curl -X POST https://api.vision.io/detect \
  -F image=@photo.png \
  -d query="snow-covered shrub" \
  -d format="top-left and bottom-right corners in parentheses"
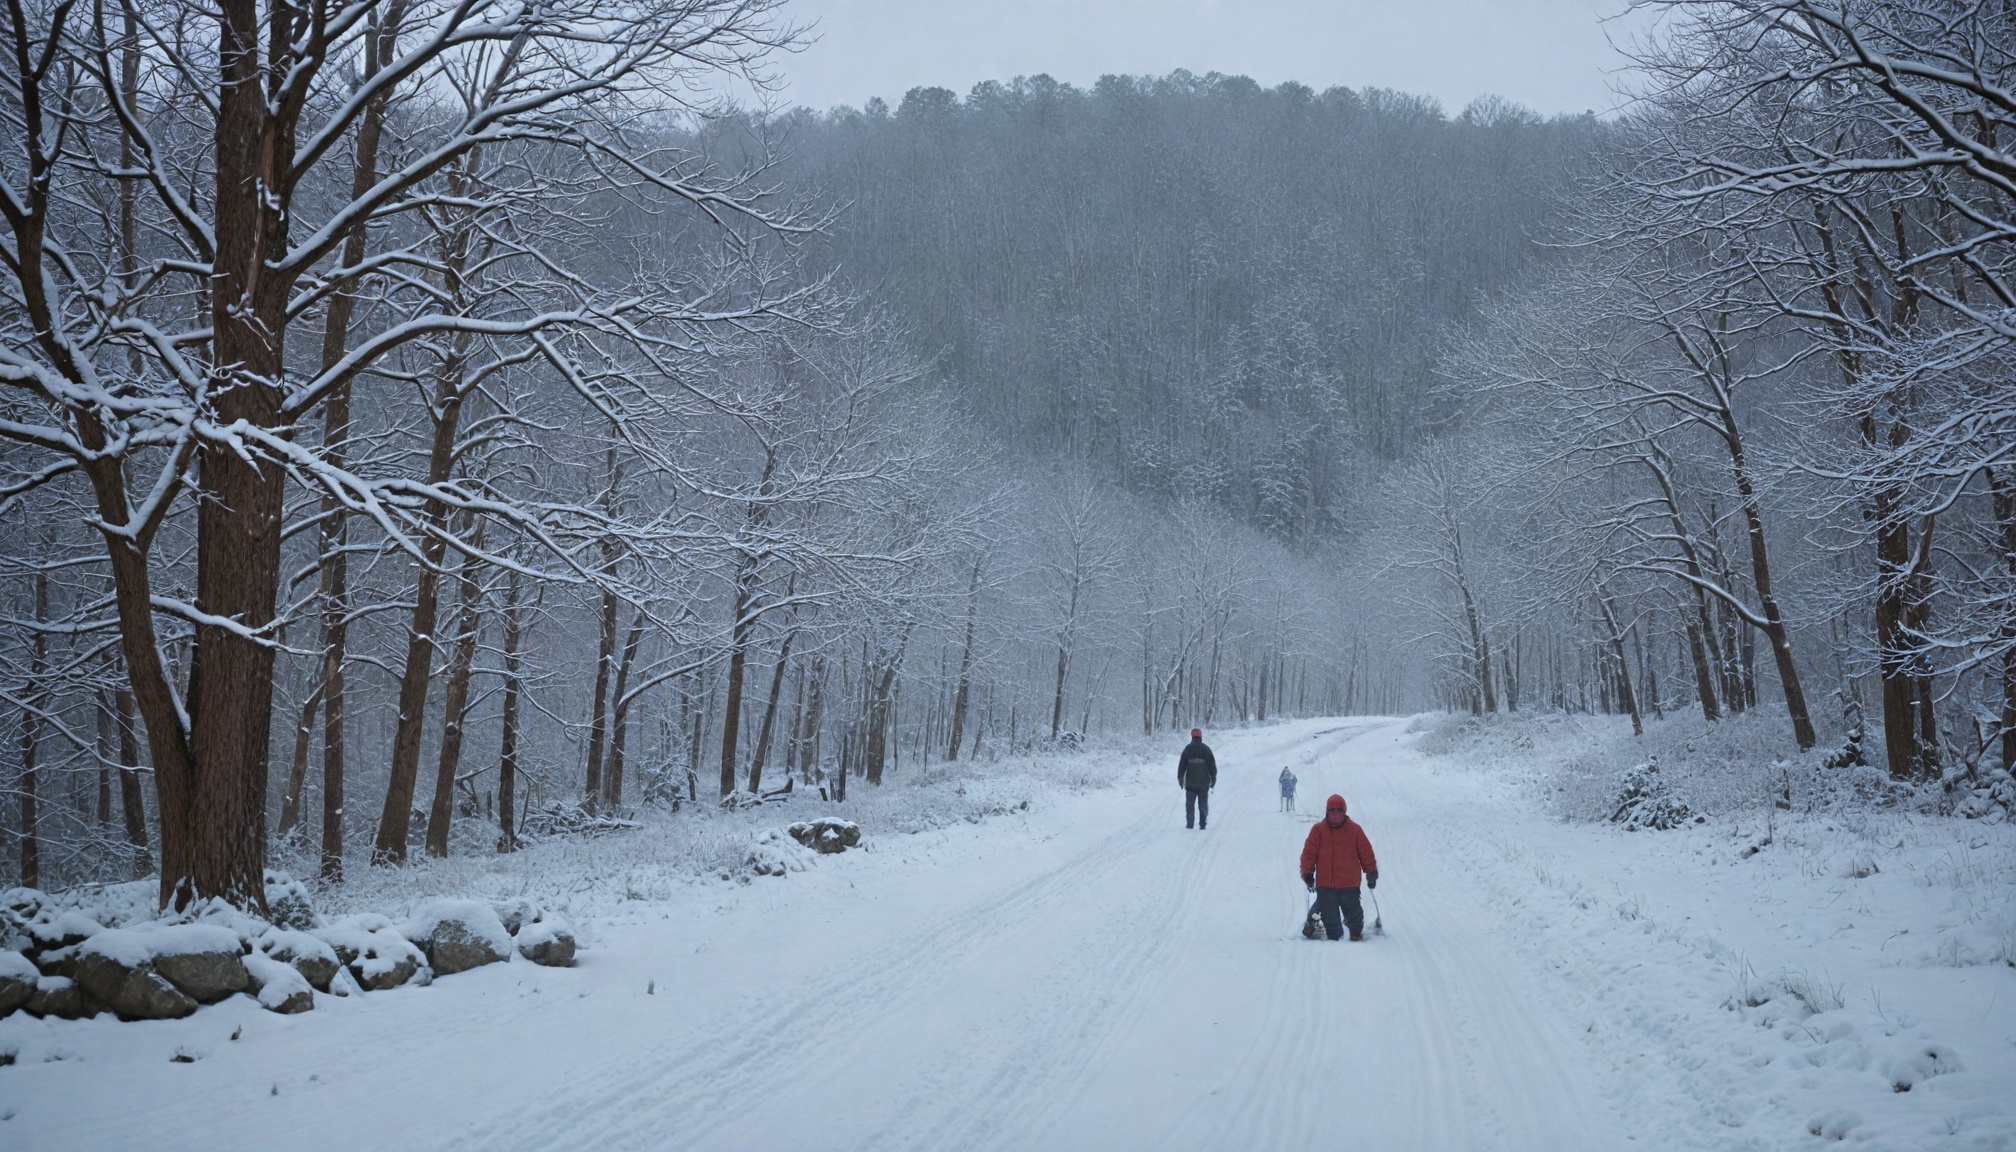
top-left (517, 802), bottom-right (640, 841)
top-left (1609, 760), bottom-right (1697, 831)
top-left (787, 819), bottom-right (862, 855)
top-left (264, 870), bottom-right (317, 930)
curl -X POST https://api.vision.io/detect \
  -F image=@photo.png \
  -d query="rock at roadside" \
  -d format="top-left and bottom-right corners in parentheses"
top-left (71, 950), bottom-right (191, 1020)
top-left (150, 936), bottom-right (251, 1004)
top-left (787, 818), bottom-right (862, 855)
top-left (1, 950), bottom-right (41, 1017)
top-left (74, 923), bottom-right (244, 1018)
top-left (404, 900), bottom-right (510, 976)
top-left (243, 952), bottom-right (315, 1014)
top-left (514, 916), bottom-right (576, 968)
top-left (25, 975), bottom-right (99, 1019)
top-left (314, 915), bottom-right (428, 991)
top-left (256, 928), bottom-right (341, 992)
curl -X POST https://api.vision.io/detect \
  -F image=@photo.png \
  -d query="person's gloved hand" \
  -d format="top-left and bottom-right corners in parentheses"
top-left (1302, 873), bottom-right (1316, 892)
top-left (1366, 870), bottom-right (1379, 890)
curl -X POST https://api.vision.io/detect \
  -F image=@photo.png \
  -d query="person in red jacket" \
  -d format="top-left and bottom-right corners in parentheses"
top-left (1299, 794), bottom-right (1379, 941)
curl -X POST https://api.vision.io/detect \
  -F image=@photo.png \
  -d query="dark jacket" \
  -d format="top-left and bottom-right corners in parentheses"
top-left (1177, 740), bottom-right (1217, 790)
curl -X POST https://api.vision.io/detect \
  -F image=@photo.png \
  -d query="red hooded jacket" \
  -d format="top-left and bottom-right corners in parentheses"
top-left (1300, 796), bottom-right (1377, 889)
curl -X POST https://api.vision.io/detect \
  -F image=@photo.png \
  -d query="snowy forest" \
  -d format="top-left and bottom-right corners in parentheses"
top-left (2, 0), bottom-right (2014, 921)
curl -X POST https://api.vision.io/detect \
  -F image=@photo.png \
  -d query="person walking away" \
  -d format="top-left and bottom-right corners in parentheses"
top-left (1300, 794), bottom-right (1378, 941)
top-left (1178, 728), bottom-right (1217, 830)
top-left (1278, 767), bottom-right (1298, 812)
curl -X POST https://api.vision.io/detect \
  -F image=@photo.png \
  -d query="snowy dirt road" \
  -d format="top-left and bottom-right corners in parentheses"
top-left (4, 719), bottom-right (1631, 1150)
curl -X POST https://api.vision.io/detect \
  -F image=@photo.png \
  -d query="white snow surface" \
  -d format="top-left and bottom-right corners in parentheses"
top-left (242, 954), bottom-right (312, 1011)
top-left (0, 950), bottom-right (35, 982)
top-left (76, 922), bottom-right (243, 967)
top-left (2, 716), bottom-right (2011, 1150)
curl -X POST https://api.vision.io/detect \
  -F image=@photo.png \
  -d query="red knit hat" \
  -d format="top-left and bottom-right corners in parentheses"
top-left (1326, 794), bottom-right (1347, 813)
top-left (1190, 728), bottom-right (1202, 740)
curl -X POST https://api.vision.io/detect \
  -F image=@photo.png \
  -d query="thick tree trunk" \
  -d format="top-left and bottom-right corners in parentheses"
top-left (424, 543), bottom-right (485, 857)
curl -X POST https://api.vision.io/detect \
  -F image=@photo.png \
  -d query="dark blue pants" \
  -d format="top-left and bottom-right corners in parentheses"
top-left (1185, 787), bottom-right (1209, 828)
top-left (1315, 887), bottom-right (1363, 940)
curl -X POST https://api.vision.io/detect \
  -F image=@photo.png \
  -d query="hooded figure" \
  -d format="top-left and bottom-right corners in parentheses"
top-left (1178, 728), bottom-right (1216, 830)
top-left (1299, 795), bottom-right (1379, 941)
top-left (1278, 767), bottom-right (1298, 811)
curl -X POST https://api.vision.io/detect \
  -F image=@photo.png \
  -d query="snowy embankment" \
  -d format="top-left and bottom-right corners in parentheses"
top-left (2, 717), bottom-right (2011, 1151)
top-left (1412, 710), bottom-right (2016, 1150)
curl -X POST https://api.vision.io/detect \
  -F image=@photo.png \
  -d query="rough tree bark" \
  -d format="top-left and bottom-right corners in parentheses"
top-left (425, 539), bottom-right (485, 857)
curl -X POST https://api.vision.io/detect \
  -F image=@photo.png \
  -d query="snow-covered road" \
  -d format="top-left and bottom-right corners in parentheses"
top-left (4, 718), bottom-right (1637, 1150)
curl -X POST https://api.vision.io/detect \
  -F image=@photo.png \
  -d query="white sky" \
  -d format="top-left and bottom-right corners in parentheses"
top-left (771, 0), bottom-right (1648, 118)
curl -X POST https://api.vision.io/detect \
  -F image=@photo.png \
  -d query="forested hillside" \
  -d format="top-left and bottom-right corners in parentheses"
top-left (782, 75), bottom-right (1599, 545)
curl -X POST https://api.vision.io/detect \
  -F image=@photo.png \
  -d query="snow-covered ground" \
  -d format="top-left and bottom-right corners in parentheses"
top-left (3, 716), bottom-right (2012, 1150)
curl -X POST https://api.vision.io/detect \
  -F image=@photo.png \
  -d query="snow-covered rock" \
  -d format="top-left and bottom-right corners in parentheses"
top-left (403, 900), bottom-right (510, 976)
top-left (71, 922), bottom-right (247, 1017)
top-left (0, 949), bottom-right (39, 1017)
top-left (787, 818), bottom-right (862, 855)
top-left (81, 921), bottom-right (249, 1004)
top-left (19, 909), bottom-right (104, 970)
top-left (242, 952), bottom-right (315, 1014)
top-left (256, 927), bottom-right (340, 991)
top-left (315, 915), bottom-right (427, 991)
top-left (513, 916), bottom-right (576, 968)
top-left (25, 974), bottom-right (98, 1019)
top-left (70, 950), bottom-right (190, 1020)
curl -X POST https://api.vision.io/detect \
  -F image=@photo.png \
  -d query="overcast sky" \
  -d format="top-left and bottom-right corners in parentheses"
top-left (771, 1), bottom-right (1647, 119)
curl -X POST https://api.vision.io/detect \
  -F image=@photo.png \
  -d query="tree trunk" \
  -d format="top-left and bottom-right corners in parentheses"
top-left (948, 561), bottom-right (981, 759)
top-left (16, 570), bottom-right (48, 889)
top-left (1992, 468), bottom-right (2016, 772)
top-left (719, 578), bottom-right (755, 797)
top-left (1722, 430), bottom-right (1815, 750)
top-left (424, 541), bottom-right (485, 858)
top-left (277, 680), bottom-right (325, 838)
top-left (96, 691), bottom-right (114, 827)
top-left (496, 569), bottom-right (523, 853)
top-left (604, 612), bottom-right (646, 809)
top-left (312, 0), bottom-right (397, 884)
top-left (748, 628), bottom-right (796, 794)
top-left (372, 364), bottom-right (474, 864)
top-left (115, 688), bottom-right (151, 877)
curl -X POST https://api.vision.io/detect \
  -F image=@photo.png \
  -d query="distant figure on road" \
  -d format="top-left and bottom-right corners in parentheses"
top-left (1278, 767), bottom-right (1298, 812)
top-left (1178, 728), bottom-right (1216, 830)
top-left (1300, 794), bottom-right (1379, 941)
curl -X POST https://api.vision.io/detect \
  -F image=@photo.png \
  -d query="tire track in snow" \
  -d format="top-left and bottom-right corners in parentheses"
top-left (451, 792), bottom-right (1181, 1151)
